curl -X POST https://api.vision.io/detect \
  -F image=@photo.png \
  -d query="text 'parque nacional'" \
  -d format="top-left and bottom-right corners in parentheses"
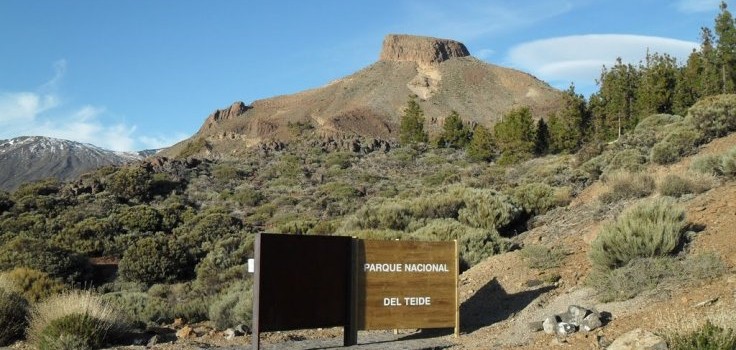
top-left (363, 263), bottom-right (449, 273)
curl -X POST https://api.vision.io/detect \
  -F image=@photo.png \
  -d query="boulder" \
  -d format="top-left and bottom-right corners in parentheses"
top-left (556, 322), bottom-right (576, 336)
top-left (543, 315), bottom-right (559, 334)
top-left (580, 313), bottom-right (603, 332)
top-left (607, 328), bottom-right (668, 350)
top-left (176, 325), bottom-right (193, 339)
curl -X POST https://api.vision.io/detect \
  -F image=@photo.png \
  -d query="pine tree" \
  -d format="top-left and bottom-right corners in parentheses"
top-left (715, 1), bottom-right (736, 93)
top-left (548, 84), bottom-right (589, 153)
top-left (699, 27), bottom-right (723, 96)
top-left (674, 49), bottom-right (703, 115)
top-left (636, 52), bottom-right (678, 115)
top-left (590, 58), bottom-right (640, 141)
top-left (534, 118), bottom-right (550, 155)
top-left (437, 111), bottom-right (470, 148)
top-left (466, 125), bottom-right (495, 162)
top-left (399, 97), bottom-right (428, 145)
top-left (494, 107), bottom-right (536, 165)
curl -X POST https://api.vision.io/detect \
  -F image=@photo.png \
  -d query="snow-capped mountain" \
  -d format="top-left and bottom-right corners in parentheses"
top-left (0, 136), bottom-right (142, 191)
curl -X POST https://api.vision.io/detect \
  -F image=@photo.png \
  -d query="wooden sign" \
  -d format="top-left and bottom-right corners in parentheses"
top-left (251, 234), bottom-right (459, 349)
top-left (252, 234), bottom-right (352, 349)
top-left (354, 240), bottom-right (458, 333)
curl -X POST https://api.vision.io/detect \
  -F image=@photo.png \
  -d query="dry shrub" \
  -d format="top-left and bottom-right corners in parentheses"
top-left (0, 267), bottom-right (66, 302)
top-left (599, 171), bottom-right (656, 203)
top-left (28, 290), bottom-right (128, 349)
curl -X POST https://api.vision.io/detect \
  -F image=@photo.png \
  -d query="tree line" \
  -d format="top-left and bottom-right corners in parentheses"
top-left (399, 1), bottom-right (736, 164)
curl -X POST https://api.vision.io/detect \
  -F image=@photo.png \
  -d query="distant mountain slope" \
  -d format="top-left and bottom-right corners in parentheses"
top-left (163, 34), bottom-right (564, 158)
top-left (0, 136), bottom-right (141, 191)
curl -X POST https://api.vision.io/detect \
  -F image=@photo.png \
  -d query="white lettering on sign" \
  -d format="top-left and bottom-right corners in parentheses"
top-left (363, 263), bottom-right (448, 273)
top-left (381, 297), bottom-right (431, 307)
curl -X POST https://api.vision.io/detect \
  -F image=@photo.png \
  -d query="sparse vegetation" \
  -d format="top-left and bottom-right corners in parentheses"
top-left (520, 244), bottom-right (566, 269)
top-left (599, 171), bottom-right (656, 203)
top-left (665, 321), bottom-right (736, 350)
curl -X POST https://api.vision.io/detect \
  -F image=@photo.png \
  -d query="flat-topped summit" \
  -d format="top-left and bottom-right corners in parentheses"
top-left (379, 34), bottom-right (470, 65)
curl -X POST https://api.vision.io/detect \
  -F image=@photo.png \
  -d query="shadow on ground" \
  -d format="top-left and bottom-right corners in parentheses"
top-left (460, 277), bottom-right (554, 333)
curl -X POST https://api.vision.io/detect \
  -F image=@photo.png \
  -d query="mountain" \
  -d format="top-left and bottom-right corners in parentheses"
top-left (163, 34), bottom-right (564, 158)
top-left (0, 136), bottom-right (142, 191)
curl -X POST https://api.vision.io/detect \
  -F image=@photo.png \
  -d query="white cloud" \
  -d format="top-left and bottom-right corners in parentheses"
top-left (507, 34), bottom-right (699, 94)
top-left (0, 61), bottom-right (183, 152)
top-left (675, 0), bottom-right (720, 13)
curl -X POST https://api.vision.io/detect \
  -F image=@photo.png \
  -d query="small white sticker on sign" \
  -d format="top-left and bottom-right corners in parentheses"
top-left (248, 258), bottom-right (255, 273)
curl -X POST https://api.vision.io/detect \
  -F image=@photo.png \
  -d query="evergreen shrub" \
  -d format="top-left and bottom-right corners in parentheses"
top-left (590, 198), bottom-right (686, 270)
top-left (0, 288), bottom-right (28, 346)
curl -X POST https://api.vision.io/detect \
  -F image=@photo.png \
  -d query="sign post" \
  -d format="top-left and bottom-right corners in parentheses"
top-left (251, 234), bottom-right (459, 348)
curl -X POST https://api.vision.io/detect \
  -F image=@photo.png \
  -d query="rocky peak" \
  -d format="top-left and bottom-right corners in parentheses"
top-left (379, 34), bottom-right (470, 66)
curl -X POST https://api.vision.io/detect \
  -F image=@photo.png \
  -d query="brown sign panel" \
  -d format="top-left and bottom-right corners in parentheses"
top-left (253, 234), bottom-right (351, 332)
top-left (355, 240), bottom-right (458, 330)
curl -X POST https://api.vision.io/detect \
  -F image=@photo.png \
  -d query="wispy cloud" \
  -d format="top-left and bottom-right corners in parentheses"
top-left (675, 0), bottom-right (720, 13)
top-left (398, 0), bottom-right (578, 42)
top-left (0, 60), bottom-right (186, 151)
top-left (507, 34), bottom-right (699, 94)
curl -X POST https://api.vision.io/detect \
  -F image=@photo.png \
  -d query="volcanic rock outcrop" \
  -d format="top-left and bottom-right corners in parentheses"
top-left (164, 34), bottom-right (564, 158)
top-left (379, 34), bottom-right (470, 66)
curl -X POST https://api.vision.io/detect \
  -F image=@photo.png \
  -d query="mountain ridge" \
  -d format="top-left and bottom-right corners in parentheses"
top-left (163, 34), bottom-right (564, 158)
top-left (0, 136), bottom-right (142, 191)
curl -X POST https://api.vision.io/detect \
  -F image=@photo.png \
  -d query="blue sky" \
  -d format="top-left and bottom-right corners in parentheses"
top-left (0, 0), bottom-right (723, 151)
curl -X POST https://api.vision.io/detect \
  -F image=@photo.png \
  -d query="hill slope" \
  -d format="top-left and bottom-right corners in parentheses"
top-left (164, 34), bottom-right (563, 158)
top-left (0, 136), bottom-right (141, 191)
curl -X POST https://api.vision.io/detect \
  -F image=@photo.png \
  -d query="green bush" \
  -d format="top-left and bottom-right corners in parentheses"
top-left (688, 94), bottom-right (736, 139)
top-left (599, 171), bottom-right (656, 203)
top-left (589, 198), bottom-right (686, 270)
top-left (459, 229), bottom-right (510, 269)
top-left (587, 257), bottom-right (677, 302)
top-left (722, 147), bottom-right (736, 179)
top-left (0, 288), bottom-right (28, 346)
top-left (509, 182), bottom-right (560, 215)
top-left (13, 178), bottom-right (61, 200)
top-left (650, 125), bottom-right (702, 164)
top-left (195, 234), bottom-right (253, 294)
top-left (604, 149), bottom-right (647, 173)
top-left (54, 217), bottom-right (119, 255)
top-left (228, 186), bottom-right (264, 207)
top-left (101, 291), bottom-right (167, 324)
top-left (177, 212), bottom-right (243, 256)
top-left (29, 290), bottom-right (127, 350)
top-left (455, 187), bottom-right (521, 231)
top-left (0, 237), bottom-right (91, 284)
top-left (635, 113), bottom-right (683, 131)
top-left (0, 267), bottom-right (65, 302)
top-left (37, 313), bottom-right (107, 350)
top-left (0, 191), bottom-right (13, 214)
top-left (208, 280), bottom-right (253, 330)
top-left (520, 244), bottom-right (566, 269)
top-left (116, 205), bottom-right (162, 233)
top-left (118, 236), bottom-right (192, 285)
top-left (690, 155), bottom-right (724, 175)
top-left (658, 174), bottom-right (698, 197)
top-left (106, 166), bottom-right (153, 201)
top-left (666, 321), bottom-right (736, 350)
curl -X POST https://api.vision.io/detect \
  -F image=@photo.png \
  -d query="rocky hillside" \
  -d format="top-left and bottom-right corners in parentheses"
top-left (163, 34), bottom-right (563, 158)
top-left (0, 136), bottom-right (141, 191)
